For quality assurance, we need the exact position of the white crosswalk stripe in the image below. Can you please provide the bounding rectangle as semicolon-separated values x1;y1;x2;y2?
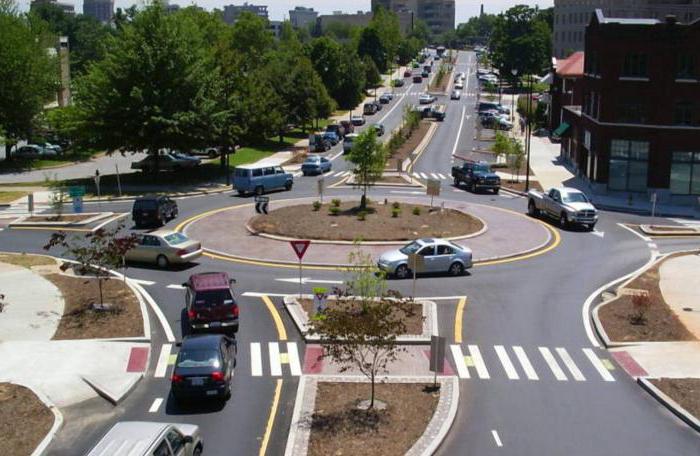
430;173;439;179
450;345;470;378
583;348;615;382
249;341;302;377
437;173;447;179
513;346;538;380
287;342;302;376
539;347;568;381
419;172;428;179
467;344;490;379
251;342;263;377
556;347;586;381
494;345;519;380
269;342;282;376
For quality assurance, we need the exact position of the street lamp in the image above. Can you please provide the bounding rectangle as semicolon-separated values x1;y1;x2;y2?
510;68;518;123
524;74;534;192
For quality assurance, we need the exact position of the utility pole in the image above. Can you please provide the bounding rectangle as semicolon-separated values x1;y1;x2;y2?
524;76;533;192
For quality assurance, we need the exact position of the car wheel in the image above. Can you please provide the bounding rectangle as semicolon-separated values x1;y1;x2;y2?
469;182;476;193
237;190;246;196
449;262;464;276
395;264;410;280
588;223;596;231
493;188;499;195
193;447;203;456
559;212;569;228
453;178;460;187
254;186;264;196
528;200;539;217
285;181;293;191
156;255;169;269
302;171;308;176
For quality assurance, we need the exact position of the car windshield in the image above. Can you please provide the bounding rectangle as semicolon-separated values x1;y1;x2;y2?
562;192;589;203
164;233;189;245
400;241;423;255
304;158;320;164
474;164;491;173
134;200;157;210
177;349;221;368
193;290;234;309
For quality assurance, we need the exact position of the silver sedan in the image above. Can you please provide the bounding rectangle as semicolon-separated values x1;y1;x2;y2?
377;238;473;279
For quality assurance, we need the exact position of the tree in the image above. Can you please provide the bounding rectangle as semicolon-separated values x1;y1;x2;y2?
363;55;381;89
456;13;497;43
357;26;387;73
308;247;418;410
397;36;422;65
44;222;138;308
308;37;365;109
0;4;57;159
72;4;221;169
229;11;273;72
409;19;431;45
347;128;386;210
508;137;525;182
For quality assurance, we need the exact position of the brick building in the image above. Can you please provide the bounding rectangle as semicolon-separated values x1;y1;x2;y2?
550;51;585;131
561;10;700;204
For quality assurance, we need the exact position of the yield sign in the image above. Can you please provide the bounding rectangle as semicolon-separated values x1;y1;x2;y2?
290;240;311;260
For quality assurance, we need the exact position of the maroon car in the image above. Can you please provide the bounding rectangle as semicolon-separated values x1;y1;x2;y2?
183;272;239;335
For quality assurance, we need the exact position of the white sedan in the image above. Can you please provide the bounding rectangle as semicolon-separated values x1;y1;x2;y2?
377;238;473;279
419;94;436;104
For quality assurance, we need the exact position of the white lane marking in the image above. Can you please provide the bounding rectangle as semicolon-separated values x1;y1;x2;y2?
269;342;282;376
166;284;185;290
328;150;344;162
93;212;129;231
647;242;658;249
450;345;470;378
451;106;467;157
129;280;175;343
513;346;539;380
430;173;439;180
494;345;519;380
379;82;415;123
491;430;503;447
251;342;263;377
275;277;344;285
591;230;605;238
616;222;652;242
556;347;585;381
154;343;172;378
130;279;155;286
412;172;421;178
669;218;700;226
149;398;164;413
539;347;568;381
582;348;615;382
467;344;490;379
437;173;447;179
390;190;424;195
287;342;302;376
419;172;428;179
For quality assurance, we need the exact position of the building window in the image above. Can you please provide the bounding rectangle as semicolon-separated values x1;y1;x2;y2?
674;101;695;126
608;140;649;192
670;152;700;195
616;100;648;124
622;53;648;78
676;54;695;79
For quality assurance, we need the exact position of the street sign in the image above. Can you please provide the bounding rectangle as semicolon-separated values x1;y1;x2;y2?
68;186;85;198
27;194;34;214
312;287;328;316
254;196;269;215
290;240;311;260
407;253;425;272
72;196;83;214
317;177;325;198
427;178;441;197
429;335;446;373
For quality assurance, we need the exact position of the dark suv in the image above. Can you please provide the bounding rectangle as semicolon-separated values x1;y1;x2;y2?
451;161;501;194
183;272;239;335
325;123;346;139
132;196;178;228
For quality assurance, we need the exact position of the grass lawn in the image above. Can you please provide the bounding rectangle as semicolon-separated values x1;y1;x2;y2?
0;191;28;204
0;149;100;174
0;253;56;268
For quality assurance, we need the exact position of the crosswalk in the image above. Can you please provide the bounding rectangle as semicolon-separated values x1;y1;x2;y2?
410;171;451;180
327;170;352;178
249;342;302;377
668;218;700;228
450;344;616;383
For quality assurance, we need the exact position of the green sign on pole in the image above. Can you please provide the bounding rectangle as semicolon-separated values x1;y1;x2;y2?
68;186;85;198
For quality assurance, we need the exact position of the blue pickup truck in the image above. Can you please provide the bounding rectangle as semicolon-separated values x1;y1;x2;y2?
233;165;293;196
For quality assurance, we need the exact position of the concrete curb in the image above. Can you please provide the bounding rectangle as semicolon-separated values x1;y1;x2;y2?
8;381;65;456
82;373;144;406
639;224;700;236
9;212;114;227
638;377;700;432
284;375;459;456
81;186;231;203
283;295;437;345
405;122;439;174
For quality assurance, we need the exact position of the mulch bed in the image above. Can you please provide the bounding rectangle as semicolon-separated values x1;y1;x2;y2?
373;176;412;185
386;121;431;170
45;274;144;340
250;201;483;241
25;214;95;223
298;298;424;335
0;383;53;456
500;180;543;193
429;68;451;92
308;383;438;456
598;256;697;342
650;378;700;421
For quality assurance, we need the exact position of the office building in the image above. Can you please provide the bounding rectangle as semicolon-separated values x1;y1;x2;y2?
372;0;455;36
289;6;317;29
317;11;374;31
560;10;700;204
553;0;700;58
83;0;113;22
223;2;268;25
31;0;75;15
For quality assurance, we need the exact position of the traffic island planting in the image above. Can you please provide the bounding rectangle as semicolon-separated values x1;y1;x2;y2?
249;201;484;242
649;378;700;422
385;120;431;171
307;382;438;456
0;383;54;456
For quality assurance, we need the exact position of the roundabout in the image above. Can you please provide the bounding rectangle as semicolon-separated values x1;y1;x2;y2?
179;195;558;268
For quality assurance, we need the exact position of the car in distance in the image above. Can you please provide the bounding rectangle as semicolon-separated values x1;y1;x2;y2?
351;115;366;126
302;156;332;176
370;123;385;136
125;230;203;268
14;144;56;159
186;147;220;158
233;165;293;196
377;238;473;279
363;102;378;115
379;93;393;104
451;90;461;100
404;69;413;77
413;75;423;83
429;104;447;121
339;120;354;135
132;195;178;228
171;334;237;402
419;94;436;104
343;133;358;154
454;80;464;90
322;131;340;146
169;151;202;166
528;187;599;230
183;272;239;334
325;123;346;139
309;133;331;152
393;78;405;87
86;421;203;456
421;70;430;78
452;160;501;193
131;154;199;173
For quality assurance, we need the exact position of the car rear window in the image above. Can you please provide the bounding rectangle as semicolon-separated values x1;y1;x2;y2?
193;290;234;309
134;200;157;210
164;233;189;245
177;349;221;368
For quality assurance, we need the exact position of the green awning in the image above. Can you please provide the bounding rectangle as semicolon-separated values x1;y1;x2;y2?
553;122;570;137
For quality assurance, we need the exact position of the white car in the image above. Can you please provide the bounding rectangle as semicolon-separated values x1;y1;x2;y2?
454;81;464;90
419;94;436;104
377;238;473;279
451;90;461;100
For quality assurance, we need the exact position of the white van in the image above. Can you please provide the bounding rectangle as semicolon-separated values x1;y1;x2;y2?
86;421;203;456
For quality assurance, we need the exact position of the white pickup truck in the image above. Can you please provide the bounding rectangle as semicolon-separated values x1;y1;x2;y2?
527;187;598;230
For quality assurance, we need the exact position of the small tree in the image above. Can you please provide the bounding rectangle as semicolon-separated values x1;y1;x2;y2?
492;131;511;163
629;293;651;326
309;247;417;410
507;137;525;182
44;222;138;308
347;128;386;210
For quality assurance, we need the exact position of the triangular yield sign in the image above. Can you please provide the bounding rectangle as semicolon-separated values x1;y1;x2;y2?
290;240;311;260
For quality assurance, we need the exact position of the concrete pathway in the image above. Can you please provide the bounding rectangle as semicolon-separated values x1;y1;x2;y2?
527;136;575;190
659;254;700;339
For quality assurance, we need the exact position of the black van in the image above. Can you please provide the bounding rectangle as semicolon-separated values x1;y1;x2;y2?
132;196;178;228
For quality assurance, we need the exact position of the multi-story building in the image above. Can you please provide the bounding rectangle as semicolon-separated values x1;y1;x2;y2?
30;0;75;15
372;0;454;37
83;0;113;23
316;11;374;32
553;0;700;58
550;51;585;130
268;20;283;38
560;10;700;204
289;6;317;30
222;2;268;25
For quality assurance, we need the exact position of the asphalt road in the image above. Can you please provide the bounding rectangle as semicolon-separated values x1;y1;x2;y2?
2;51;699;456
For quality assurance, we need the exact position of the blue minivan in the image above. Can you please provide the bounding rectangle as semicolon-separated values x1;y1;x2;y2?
233;165;293;196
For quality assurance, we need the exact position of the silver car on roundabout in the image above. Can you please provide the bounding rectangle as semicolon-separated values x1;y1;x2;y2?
377;238;473;279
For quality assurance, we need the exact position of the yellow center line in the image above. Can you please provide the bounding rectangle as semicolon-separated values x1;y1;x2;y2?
475;220;561;267
454;296;467;343
261;295;287;341
259;378;283;456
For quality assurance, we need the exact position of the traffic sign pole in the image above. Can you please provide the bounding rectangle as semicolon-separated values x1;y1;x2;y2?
290;240;311;299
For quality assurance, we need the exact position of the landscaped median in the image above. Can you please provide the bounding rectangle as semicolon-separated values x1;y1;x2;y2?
9;212;121;230
639;224;700;236
0;382;61;456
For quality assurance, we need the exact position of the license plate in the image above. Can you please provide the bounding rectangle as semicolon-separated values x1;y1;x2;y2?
206;390;218;396
191;378;204;386
209;322;222;328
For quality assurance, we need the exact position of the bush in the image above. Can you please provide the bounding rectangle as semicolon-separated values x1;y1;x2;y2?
392;207;400;218
392;201;400;209
412;206;421;216
331;198;341;208
312;201;321;211
329;206;340;216
357;210;367;221
629;293;651;325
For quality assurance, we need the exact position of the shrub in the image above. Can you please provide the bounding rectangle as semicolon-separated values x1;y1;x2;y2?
392;207;400;218
312;201;321;211
357;210;367;221
629;293;651;325
412;206;421;216
329;206;340;216
392;201;400;209
331;198;341;208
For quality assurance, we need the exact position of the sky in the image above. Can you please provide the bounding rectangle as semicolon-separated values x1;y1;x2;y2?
18;0;553;23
